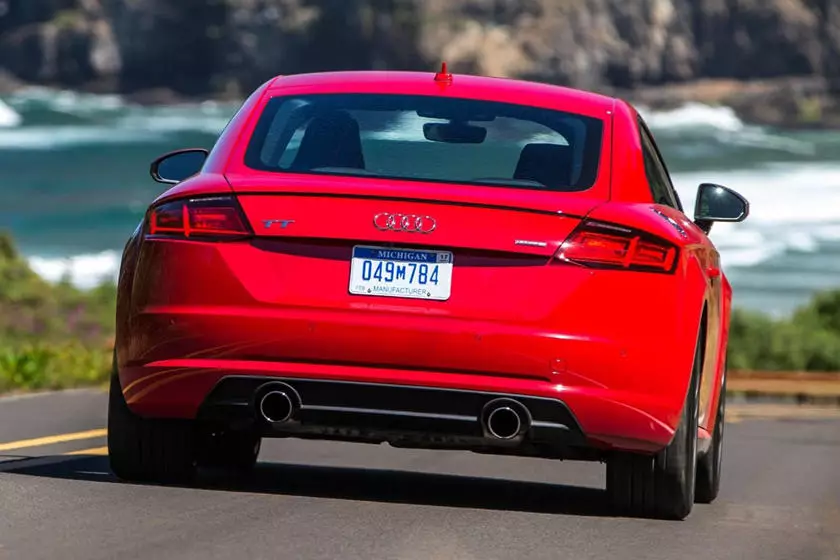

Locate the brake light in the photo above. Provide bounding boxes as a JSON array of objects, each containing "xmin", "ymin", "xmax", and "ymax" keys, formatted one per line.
[
  {"xmin": 148, "ymin": 196, "xmax": 250, "ymax": 239},
  {"xmin": 555, "ymin": 220, "xmax": 677, "ymax": 273}
]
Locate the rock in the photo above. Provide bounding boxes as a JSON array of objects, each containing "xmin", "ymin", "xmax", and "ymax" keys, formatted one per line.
[
  {"xmin": 822, "ymin": 0, "xmax": 840, "ymax": 92},
  {"xmin": 414, "ymin": 0, "xmax": 824, "ymax": 89},
  {"xmin": 0, "ymin": 68, "xmax": 25, "ymax": 94},
  {"xmin": 0, "ymin": 1, "xmax": 119, "ymax": 88},
  {"xmin": 692, "ymin": 0, "xmax": 822, "ymax": 79},
  {"xmin": 102, "ymin": 0, "xmax": 229, "ymax": 95},
  {"xmin": 1, "ymin": 0, "xmax": 840, "ymax": 127},
  {"xmin": 219, "ymin": 0, "xmax": 320, "ymax": 92}
]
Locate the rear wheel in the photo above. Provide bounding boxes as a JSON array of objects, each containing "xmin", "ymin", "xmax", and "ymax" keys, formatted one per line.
[
  {"xmin": 107, "ymin": 372, "xmax": 198, "ymax": 484},
  {"xmin": 606, "ymin": 337, "xmax": 702, "ymax": 520},
  {"xmin": 695, "ymin": 370, "xmax": 726, "ymax": 503}
]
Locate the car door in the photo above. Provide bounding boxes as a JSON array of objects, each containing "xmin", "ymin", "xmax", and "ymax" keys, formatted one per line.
[{"xmin": 637, "ymin": 115, "xmax": 722, "ymax": 432}]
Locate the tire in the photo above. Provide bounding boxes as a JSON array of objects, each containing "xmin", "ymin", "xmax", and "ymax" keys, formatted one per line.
[
  {"xmin": 107, "ymin": 371, "xmax": 198, "ymax": 484},
  {"xmin": 606, "ymin": 337, "xmax": 702, "ymax": 520},
  {"xmin": 695, "ymin": 369, "xmax": 726, "ymax": 503},
  {"xmin": 196, "ymin": 430, "xmax": 261, "ymax": 473}
]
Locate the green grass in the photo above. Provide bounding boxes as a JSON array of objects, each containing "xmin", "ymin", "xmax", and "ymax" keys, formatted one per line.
[
  {"xmin": 0, "ymin": 232, "xmax": 116, "ymax": 394},
  {"xmin": 0, "ymin": 230, "xmax": 839, "ymax": 394}
]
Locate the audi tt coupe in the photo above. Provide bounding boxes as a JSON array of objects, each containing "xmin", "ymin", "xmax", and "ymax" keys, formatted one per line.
[{"xmin": 108, "ymin": 66, "xmax": 749, "ymax": 520}]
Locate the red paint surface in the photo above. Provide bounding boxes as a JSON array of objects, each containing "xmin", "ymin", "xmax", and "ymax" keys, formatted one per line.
[{"xmin": 117, "ymin": 71, "xmax": 731, "ymax": 454}]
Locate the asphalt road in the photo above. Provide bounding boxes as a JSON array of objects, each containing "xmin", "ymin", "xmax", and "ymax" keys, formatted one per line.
[{"xmin": 0, "ymin": 390, "xmax": 839, "ymax": 560}]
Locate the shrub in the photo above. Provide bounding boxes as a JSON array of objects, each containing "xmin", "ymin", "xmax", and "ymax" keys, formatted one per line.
[
  {"xmin": 0, "ymin": 342, "xmax": 112, "ymax": 393},
  {"xmin": 0, "ymin": 231, "xmax": 115, "ymax": 393},
  {"xmin": 727, "ymin": 291, "xmax": 840, "ymax": 372}
]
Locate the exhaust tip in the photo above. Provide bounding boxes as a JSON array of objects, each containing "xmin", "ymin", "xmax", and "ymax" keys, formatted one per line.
[
  {"xmin": 481, "ymin": 398, "xmax": 531, "ymax": 441},
  {"xmin": 259, "ymin": 390, "xmax": 294, "ymax": 424},
  {"xmin": 487, "ymin": 406, "xmax": 522, "ymax": 440}
]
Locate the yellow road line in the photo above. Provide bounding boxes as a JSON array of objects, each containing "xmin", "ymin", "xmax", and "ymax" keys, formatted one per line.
[
  {"xmin": 65, "ymin": 446, "xmax": 108, "ymax": 456},
  {"xmin": 0, "ymin": 428, "xmax": 107, "ymax": 452}
]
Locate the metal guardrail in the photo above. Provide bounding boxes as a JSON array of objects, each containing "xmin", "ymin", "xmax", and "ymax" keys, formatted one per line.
[{"xmin": 727, "ymin": 370, "xmax": 840, "ymax": 403}]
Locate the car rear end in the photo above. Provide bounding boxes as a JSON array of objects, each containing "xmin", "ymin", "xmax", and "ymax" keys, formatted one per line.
[{"xmin": 118, "ymin": 75, "xmax": 693, "ymax": 461}]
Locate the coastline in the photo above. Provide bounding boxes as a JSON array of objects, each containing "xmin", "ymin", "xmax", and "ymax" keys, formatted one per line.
[
  {"xmin": 3, "ymin": 71, "xmax": 840, "ymax": 322},
  {"xmin": 616, "ymin": 76, "xmax": 840, "ymax": 130},
  {"xmin": 3, "ymin": 71, "xmax": 839, "ymax": 130}
]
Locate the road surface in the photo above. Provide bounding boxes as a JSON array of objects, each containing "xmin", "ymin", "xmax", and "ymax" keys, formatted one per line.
[{"xmin": 0, "ymin": 389, "xmax": 838, "ymax": 560}]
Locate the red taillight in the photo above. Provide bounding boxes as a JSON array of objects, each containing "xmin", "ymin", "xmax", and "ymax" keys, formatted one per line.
[
  {"xmin": 148, "ymin": 196, "xmax": 250, "ymax": 239},
  {"xmin": 555, "ymin": 220, "xmax": 677, "ymax": 273}
]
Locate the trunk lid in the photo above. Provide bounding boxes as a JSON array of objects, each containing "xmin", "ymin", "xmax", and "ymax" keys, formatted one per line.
[
  {"xmin": 228, "ymin": 173, "xmax": 601, "ymax": 258},
  {"xmin": 224, "ymin": 172, "xmax": 603, "ymax": 324}
]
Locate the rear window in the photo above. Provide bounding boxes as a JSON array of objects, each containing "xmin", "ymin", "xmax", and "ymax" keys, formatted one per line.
[{"xmin": 244, "ymin": 93, "xmax": 604, "ymax": 192}]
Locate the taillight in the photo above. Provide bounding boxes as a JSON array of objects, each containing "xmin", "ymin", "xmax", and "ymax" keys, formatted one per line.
[
  {"xmin": 554, "ymin": 220, "xmax": 678, "ymax": 273},
  {"xmin": 148, "ymin": 196, "xmax": 250, "ymax": 239}
]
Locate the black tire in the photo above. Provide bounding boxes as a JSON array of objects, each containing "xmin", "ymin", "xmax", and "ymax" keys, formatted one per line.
[
  {"xmin": 695, "ymin": 370, "xmax": 726, "ymax": 503},
  {"xmin": 196, "ymin": 430, "xmax": 261, "ymax": 473},
  {"xmin": 606, "ymin": 337, "xmax": 702, "ymax": 520},
  {"xmin": 107, "ymin": 372, "xmax": 198, "ymax": 484}
]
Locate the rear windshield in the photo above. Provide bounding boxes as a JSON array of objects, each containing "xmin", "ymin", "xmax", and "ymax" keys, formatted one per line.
[{"xmin": 244, "ymin": 93, "xmax": 604, "ymax": 192}]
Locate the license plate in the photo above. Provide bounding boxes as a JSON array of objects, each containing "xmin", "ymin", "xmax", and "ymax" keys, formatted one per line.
[{"xmin": 349, "ymin": 246, "xmax": 454, "ymax": 301}]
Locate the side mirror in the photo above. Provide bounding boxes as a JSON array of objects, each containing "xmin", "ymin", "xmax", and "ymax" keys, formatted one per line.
[
  {"xmin": 150, "ymin": 148, "xmax": 209, "ymax": 184},
  {"xmin": 693, "ymin": 183, "xmax": 749, "ymax": 234}
]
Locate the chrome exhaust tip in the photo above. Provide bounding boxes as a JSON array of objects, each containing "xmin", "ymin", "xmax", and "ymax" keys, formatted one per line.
[
  {"xmin": 259, "ymin": 391, "xmax": 293, "ymax": 423},
  {"xmin": 481, "ymin": 398, "xmax": 531, "ymax": 441},
  {"xmin": 487, "ymin": 406, "xmax": 522, "ymax": 440},
  {"xmin": 256, "ymin": 382, "xmax": 300, "ymax": 424}
]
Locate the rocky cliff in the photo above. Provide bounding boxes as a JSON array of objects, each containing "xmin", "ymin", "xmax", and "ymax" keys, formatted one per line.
[{"xmin": 2, "ymin": 0, "xmax": 840, "ymax": 125}]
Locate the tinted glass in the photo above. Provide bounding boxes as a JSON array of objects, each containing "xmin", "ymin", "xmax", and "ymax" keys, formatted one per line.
[
  {"xmin": 244, "ymin": 94, "xmax": 604, "ymax": 192},
  {"xmin": 638, "ymin": 118, "xmax": 682, "ymax": 210},
  {"xmin": 156, "ymin": 150, "xmax": 207, "ymax": 183},
  {"xmin": 641, "ymin": 141, "xmax": 674, "ymax": 206},
  {"xmin": 696, "ymin": 184, "xmax": 747, "ymax": 221}
]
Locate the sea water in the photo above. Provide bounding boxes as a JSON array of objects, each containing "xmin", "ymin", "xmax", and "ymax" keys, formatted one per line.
[{"xmin": 1, "ymin": 89, "xmax": 839, "ymax": 317}]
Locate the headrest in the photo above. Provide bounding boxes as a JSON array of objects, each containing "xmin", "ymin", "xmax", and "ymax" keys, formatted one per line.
[
  {"xmin": 291, "ymin": 109, "xmax": 365, "ymax": 171},
  {"xmin": 513, "ymin": 143, "xmax": 575, "ymax": 189}
]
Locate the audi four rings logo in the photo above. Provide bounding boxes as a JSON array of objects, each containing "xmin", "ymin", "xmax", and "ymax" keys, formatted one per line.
[{"xmin": 373, "ymin": 213, "xmax": 437, "ymax": 233}]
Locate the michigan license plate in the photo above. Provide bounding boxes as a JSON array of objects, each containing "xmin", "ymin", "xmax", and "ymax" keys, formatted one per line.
[{"xmin": 349, "ymin": 246, "xmax": 453, "ymax": 301}]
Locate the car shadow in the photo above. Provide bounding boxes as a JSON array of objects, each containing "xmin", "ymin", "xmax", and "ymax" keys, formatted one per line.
[{"xmin": 6, "ymin": 454, "xmax": 616, "ymax": 518}]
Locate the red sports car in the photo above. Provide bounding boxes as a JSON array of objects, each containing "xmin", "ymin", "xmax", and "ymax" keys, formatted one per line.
[{"xmin": 108, "ymin": 66, "xmax": 749, "ymax": 520}]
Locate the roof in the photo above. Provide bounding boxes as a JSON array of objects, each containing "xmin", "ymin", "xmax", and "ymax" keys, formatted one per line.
[{"xmin": 266, "ymin": 70, "xmax": 616, "ymax": 119}]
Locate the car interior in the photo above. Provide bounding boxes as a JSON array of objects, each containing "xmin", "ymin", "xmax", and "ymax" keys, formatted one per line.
[{"xmin": 254, "ymin": 102, "xmax": 593, "ymax": 191}]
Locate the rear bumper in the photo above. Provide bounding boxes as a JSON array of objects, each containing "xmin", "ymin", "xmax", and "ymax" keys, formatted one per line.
[
  {"xmin": 119, "ymin": 359, "xmax": 678, "ymax": 455},
  {"xmin": 199, "ymin": 375, "xmax": 595, "ymax": 460},
  {"xmin": 117, "ymin": 236, "xmax": 705, "ymax": 457}
]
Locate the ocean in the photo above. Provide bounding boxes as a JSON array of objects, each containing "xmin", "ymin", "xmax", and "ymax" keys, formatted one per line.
[{"xmin": 1, "ymin": 87, "xmax": 839, "ymax": 317}]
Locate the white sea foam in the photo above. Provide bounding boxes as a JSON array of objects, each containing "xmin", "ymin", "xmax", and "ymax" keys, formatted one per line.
[
  {"xmin": 638, "ymin": 102, "xmax": 816, "ymax": 155},
  {"xmin": 639, "ymin": 102, "xmax": 745, "ymax": 132},
  {"xmin": 0, "ymin": 88, "xmax": 238, "ymax": 150},
  {"xmin": 10, "ymin": 87, "xmax": 125, "ymax": 115},
  {"xmin": 0, "ymin": 117, "xmax": 229, "ymax": 150},
  {"xmin": 27, "ymin": 251, "xmax": 121, "ymax": 290},
  {"xmin": 671, "ymin": 163, "xmax": 840, "ymax": 269},
  {"xmin": 0, "ymin": 125, "xmax": 166, "ymax": 149},
  {"xmin": 115, "ymin": 111, "xmax": 232, "ymax": 135},
  {"xmin": 0, "ymin": 99, "xmax": 22, "ymax": 127}
]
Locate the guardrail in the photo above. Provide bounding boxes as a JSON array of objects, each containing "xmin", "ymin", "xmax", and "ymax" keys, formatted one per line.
[{"xmin": 727, "ymin": 370, "xmax": 840, "ymax": 404}]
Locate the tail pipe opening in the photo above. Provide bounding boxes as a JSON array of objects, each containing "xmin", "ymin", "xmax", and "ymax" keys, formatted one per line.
[
  {"xmin": 481, "ymin": 398, "xmax": 532, "ymax": 441},
  {"xmin": 255, "ymin": 382, "xmax": 301, "ymax": 425}
]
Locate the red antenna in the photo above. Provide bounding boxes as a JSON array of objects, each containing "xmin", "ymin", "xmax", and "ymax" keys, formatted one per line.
[{"xmin": 434, "ymin": 61, "xmax": 453, "ymax": 84}]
